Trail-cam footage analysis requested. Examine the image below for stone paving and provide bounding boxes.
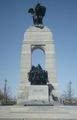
[0,105,77,120]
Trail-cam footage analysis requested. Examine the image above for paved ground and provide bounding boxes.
[0,105,77,120]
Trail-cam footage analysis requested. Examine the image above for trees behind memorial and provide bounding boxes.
[0,80,16,105]
[61,80,77,105]
[0,88,16,105]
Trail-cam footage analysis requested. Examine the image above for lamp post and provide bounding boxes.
[68,80,72,102]
[4,79,7,104]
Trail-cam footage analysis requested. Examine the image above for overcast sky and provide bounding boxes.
[0,0,77,98]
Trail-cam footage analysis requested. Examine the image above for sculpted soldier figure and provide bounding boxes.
[28,3,46,27]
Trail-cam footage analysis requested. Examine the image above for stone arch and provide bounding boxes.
[31,45,45,68]
[31,45,45,54]
[17,26,58,104]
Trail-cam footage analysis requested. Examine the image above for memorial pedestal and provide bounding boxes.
[18,85,54,105]
[26,85,49,102]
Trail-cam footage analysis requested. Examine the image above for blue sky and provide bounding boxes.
[0,0,77,98]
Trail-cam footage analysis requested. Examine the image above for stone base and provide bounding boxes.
[0,105,77,120]
[18,85,52,105]
[26,85,49,102]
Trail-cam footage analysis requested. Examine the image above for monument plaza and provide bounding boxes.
[0,3,77,120]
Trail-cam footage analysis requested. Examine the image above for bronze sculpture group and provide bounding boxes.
[28,64,48,85]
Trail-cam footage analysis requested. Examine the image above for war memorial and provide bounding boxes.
[0,3,77,120]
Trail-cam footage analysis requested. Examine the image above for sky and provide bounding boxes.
[0,0,77,98]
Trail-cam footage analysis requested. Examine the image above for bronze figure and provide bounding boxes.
[28,3,46,28]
